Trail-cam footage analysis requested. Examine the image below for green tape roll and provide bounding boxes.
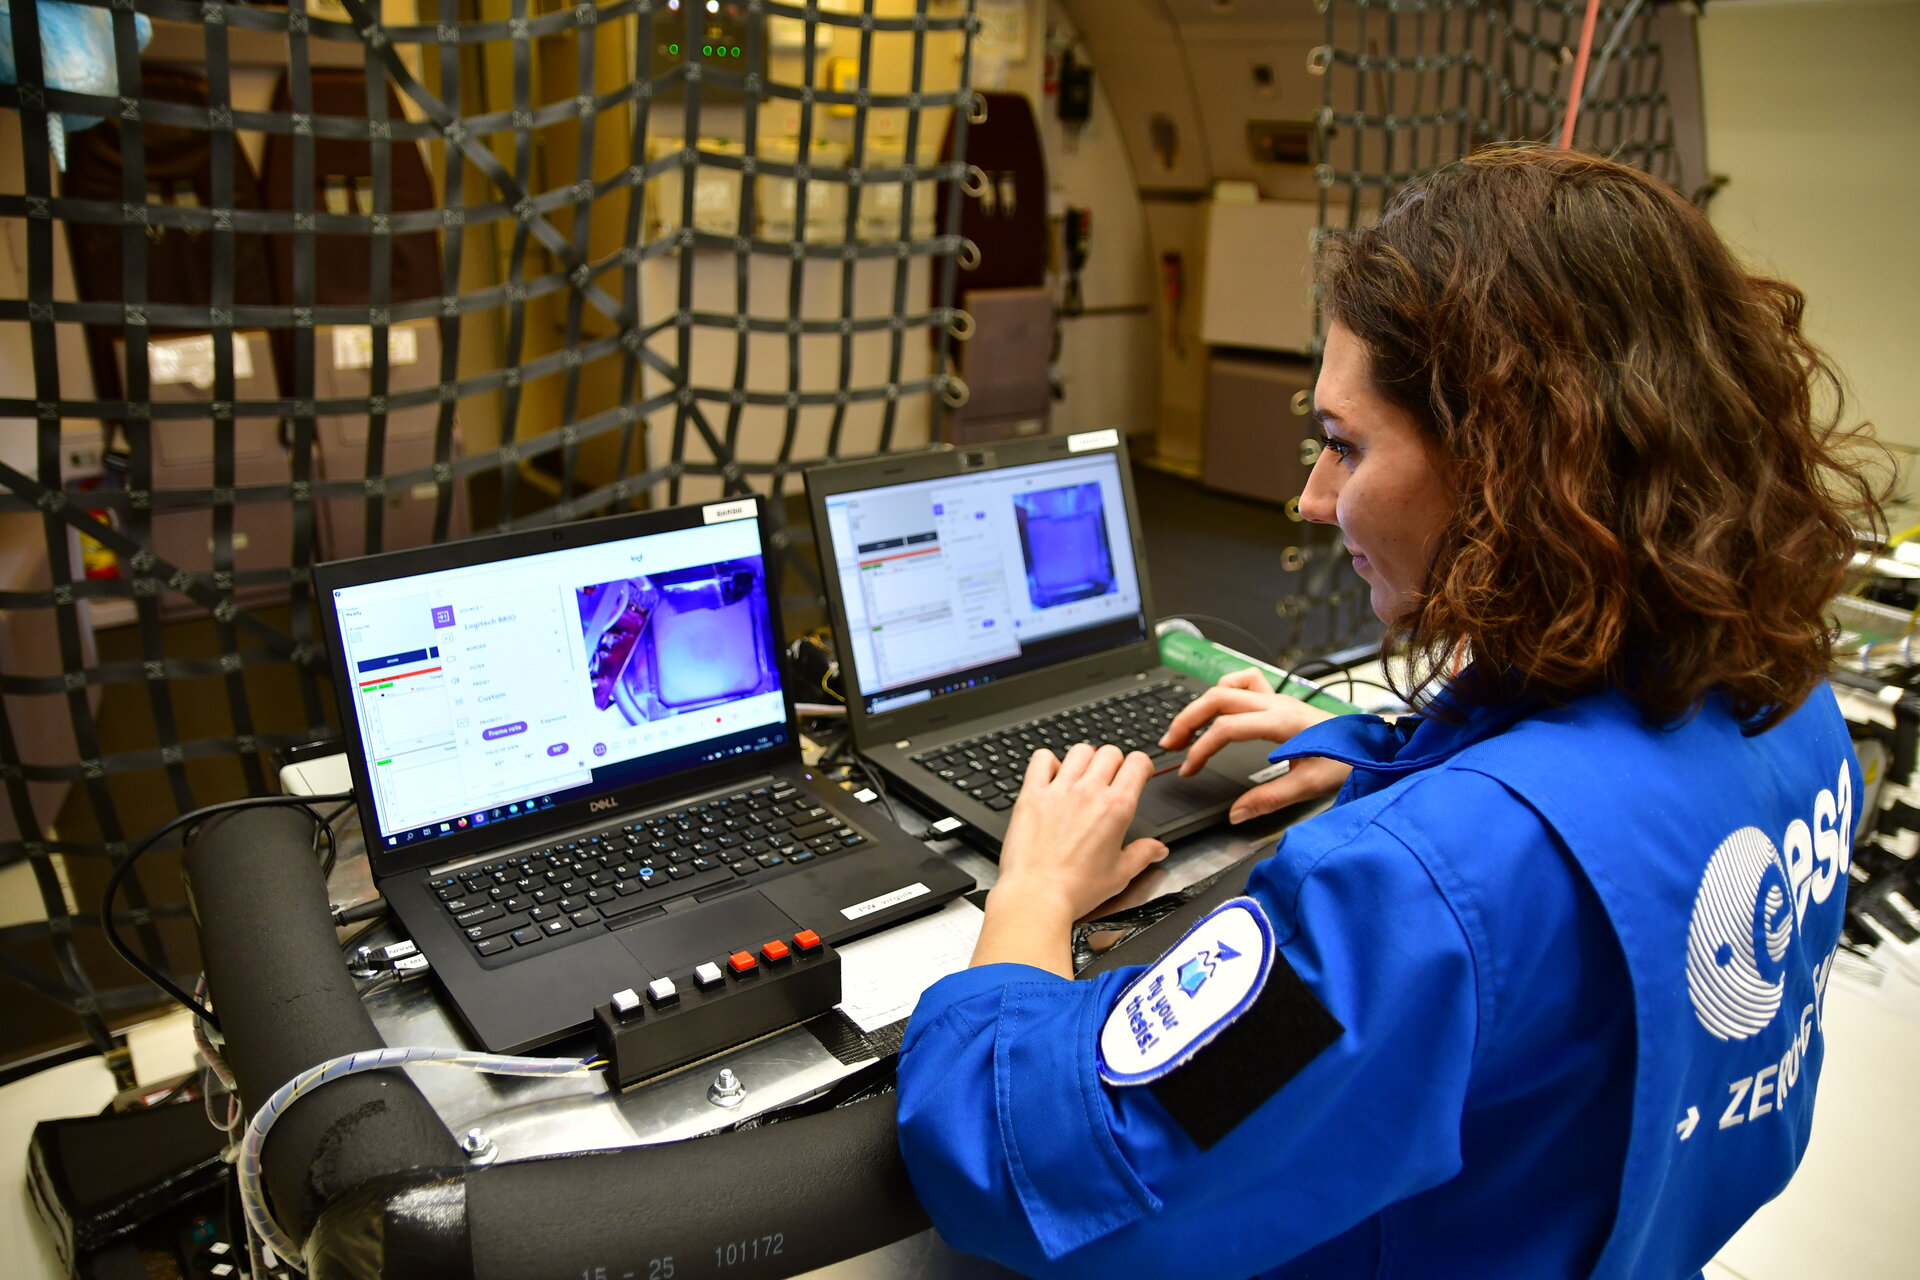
[1157,630,1361,716]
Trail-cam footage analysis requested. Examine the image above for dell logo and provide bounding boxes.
[590,797,619,813]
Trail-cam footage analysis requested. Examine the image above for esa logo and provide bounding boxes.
[1685,759,1852,1041]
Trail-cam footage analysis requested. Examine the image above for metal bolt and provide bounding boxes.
[461,1127,498,1165]
[345,945,380,979]
[708,1067,747,1109]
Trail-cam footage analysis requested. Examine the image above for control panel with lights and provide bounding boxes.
[649,0,766,91]
[592,926,841,1089]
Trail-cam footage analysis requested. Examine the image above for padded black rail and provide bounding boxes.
[185,806,929,1279]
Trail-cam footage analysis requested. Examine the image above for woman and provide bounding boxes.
[894,145,1882,1279]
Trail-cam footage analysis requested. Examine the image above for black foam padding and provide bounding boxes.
[307,1172,473,1280]
[184,807,461,1242]
[466,1094,929,1280]
[806,1008,879,1066]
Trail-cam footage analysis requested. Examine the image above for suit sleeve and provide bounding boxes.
[895,815,1484,1279]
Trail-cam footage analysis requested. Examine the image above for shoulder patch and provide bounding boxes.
[1098,896,1277,1085]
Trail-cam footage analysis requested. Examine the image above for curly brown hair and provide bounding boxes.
[1315,144,1886,731]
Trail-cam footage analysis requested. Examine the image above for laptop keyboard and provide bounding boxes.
[907,680,1200,810]
[432,783,867,961]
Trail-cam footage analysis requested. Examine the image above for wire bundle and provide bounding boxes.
[236,1046,605,1272]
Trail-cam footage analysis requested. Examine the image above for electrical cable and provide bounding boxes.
[844,752,900,827]
[101,792,352,1029]
[237,1046,605,1271]
[1580,0,1647,115]
[1333,672,1407,706]
[1556,0,1607,149]
[809,732,900,826]
[310,800,354,879]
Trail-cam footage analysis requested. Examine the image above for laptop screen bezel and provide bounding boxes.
[804,433,1163,748]
[314,499,802,880]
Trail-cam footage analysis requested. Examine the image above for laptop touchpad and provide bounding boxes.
[613,891,798,974]
[1136,767,1241,826]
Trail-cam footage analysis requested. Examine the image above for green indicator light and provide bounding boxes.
[668,42,678,54]
[731,47,741,57]
[703,44,713,55]
[376,759,391,766]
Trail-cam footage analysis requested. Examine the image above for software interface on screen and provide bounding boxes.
[331,515,787,852]
[823,451,1145,714]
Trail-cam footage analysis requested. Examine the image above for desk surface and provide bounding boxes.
[327,757,1296,1276]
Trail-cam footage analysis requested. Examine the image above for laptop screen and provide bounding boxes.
[821,449,1147,715]
[328,513,790,852]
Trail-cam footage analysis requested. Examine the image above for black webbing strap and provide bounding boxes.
[7,0,117,1056]
[361,27,394,555]
[286,0,327,728]
[431,0,464,540]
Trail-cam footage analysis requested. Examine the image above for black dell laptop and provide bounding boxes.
[804,430,1280,852]
[315,496,971,1053]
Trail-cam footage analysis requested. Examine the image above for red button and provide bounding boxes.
[793,929,821,954]
[761,938,791,963]
[727,950,757,974]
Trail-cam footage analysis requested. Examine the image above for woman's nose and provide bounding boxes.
[1297,449,1339,525]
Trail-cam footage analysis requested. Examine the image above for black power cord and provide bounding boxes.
[101,792,353,1030]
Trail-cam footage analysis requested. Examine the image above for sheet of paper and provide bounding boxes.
[835,897,985,1033]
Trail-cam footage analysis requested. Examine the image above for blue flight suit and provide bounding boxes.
[897,686,1857,1278]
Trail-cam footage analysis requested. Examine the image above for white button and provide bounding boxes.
[610,987,641,1015]
[694,962,724,988]
[648,977,678,1003]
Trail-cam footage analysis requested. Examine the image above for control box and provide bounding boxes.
[593,927,841,1089]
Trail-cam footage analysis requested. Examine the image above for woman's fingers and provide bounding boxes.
[1082,743,1128,787]
[1050,740,1097,785]
[1122,834,1171,868]
[1160,683,1283,749]
[1024,746,1060,788]
[1228,757,1352,823]
[1177,708,1289,776]
[1113,749,1155,797]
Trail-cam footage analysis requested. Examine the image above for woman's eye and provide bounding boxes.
[1319,435,1352,461]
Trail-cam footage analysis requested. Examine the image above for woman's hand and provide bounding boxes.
[995,742,1169,919]
[1160,668,1353,823]
[971,743,1169,976]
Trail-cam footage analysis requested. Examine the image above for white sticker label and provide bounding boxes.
[1067,427,1120,453]
[853,787,878,803]
[150,333,254,390]
[703,498,755,525]
[929,816,964,834]
[1098,896,1276,1085]
[842,881,931,921]
[331,324,420,372]
[1247,760,1292,784]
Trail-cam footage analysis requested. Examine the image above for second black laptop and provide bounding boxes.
[805,431,1281,852]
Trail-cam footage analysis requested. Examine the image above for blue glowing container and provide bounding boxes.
[1013,482,1117,610]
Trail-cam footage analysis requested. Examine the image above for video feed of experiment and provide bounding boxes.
[822,451,1146,715]
[329,516,788,854]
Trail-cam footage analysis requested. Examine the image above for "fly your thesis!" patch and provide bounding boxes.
[1098,897,1277,1085]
